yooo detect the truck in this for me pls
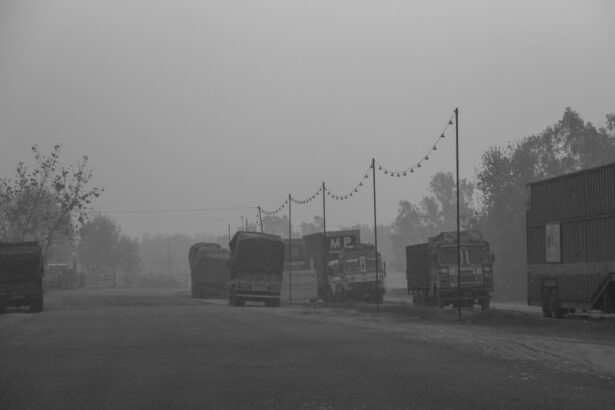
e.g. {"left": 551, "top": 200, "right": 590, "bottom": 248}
{"left": 227, "top": 231, "right": 284, "bottom": 307}
{"left": 0, "top": 241, "right": 45, "bottom": 313}
{"left": 327, "top": 243, "right": 385, "bottom": 303}
{"left": 303, "top": 230, "right": 361, "bottom": 301}
{"left": 526, "top": 161, "right": 615, "bottom": 318}
{"left": 406, "top": 231, "right": 493, "bottom": 309}
{"left": 283, "top": 238, "right": 307, "bottom": 271}
{"left": 188, "top": 242, "right": 230, "bottom": 299}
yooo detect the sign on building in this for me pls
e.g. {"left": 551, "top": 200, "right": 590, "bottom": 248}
{"left": 545, "top": 223, "right": 561, "bottom": 263}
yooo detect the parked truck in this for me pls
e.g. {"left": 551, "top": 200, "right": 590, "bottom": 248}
{"left": 188, "top": 242, "right": 230, "bottom": 299}
{"left": 303, "top": 230, "right": 361, "bottom": 301}
{"left": 327, "top": 243, "right": 385, "bottom": 303}
{"left": 227, "top": 231, "right": 284, "bottom": 307}
{"left": 406, "top": 231, "right": 493, "bottom": 309}
{"left": 0, "top": 241, "right": 45, "bottom": 313}
{"left": 527, "top": 162, "right": 615, "bottom": 318}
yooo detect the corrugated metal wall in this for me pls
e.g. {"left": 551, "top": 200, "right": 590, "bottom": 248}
{"left": 528, "top": 162, "right": 615, "bottom": 225}
{"left": 526, "top": 162, "right": 615, "bottom": 307}
{"left": 587, "top": 163, "right": 615, "bottom": 217}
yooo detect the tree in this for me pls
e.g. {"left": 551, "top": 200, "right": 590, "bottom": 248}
{"left": 389, "top": 172, "right": 478, "bottom": 270}
{"left": 300, "top": 215, "right": 324, "bottom": 235}
{"left": 77, "top": 214, "right": 141, "bottom": 273}
{"left": 0, "top": 145, "right": 102, "bottom": 259}
{"left": 475, "top": 109, "right": 615, "bottom": 300}
{"left": 77, "top": 215, "right": 121, "bottom": 268}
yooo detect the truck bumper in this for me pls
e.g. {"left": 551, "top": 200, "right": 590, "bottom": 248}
{"left": 440, "top": 288, "right": 491, "bottom": 304}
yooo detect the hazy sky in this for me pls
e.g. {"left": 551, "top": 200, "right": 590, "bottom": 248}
{"left": 1, "top": 0, "right": 614, "bottom": 238}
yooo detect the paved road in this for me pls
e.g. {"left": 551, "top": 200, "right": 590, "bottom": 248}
{"left": 0, "top": 288, "right": 613, "bottom": 409}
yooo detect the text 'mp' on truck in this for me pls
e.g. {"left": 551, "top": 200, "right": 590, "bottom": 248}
{"left": 302, "top": 229, "right": 361, "bottom": 301}
{"left": 526, "top": 161, "right": 615, "bottom": 318}
{"left": 227, "top": 231, "right": 284, "bottom": 307}
{"left": 0, "top": 241, "right": 45, "bottom": 313}
{"left": 188, "top": 242, "right": 230, "bottom": 299}
{"left": 405, "top": 231, "right": 493, "bottom": 309}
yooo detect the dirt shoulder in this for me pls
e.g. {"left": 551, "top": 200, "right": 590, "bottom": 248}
{"left": 275, "top": 300, "right": 615, "bottom": 382}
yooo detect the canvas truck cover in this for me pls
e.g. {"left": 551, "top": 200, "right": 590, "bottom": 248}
{"left": 229, "top": 232, "right": 284, "bottom": 275}
{"left": 189, "top": 243, "right": 230, "bottom": 283}
{"left": 0, "top": 241, "right": 44, "bottom": 282}
{"left": 188, "top": 243, "right": 223, "bottom": 272}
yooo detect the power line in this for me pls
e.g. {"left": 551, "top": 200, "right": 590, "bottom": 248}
{"left": 90, "top": 206, "right": 255, "bottom": 214}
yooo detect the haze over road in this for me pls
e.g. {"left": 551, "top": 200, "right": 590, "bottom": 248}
{"left": 1, "top": 288, "right": 613, "bottom": 409}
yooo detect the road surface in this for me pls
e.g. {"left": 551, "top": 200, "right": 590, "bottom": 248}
{"left": 0, "top": 288, "right": 613, "bottom": 409}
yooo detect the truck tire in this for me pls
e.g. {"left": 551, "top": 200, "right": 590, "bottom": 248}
{"left": 432, "top": 286, "right": 442, "bottom": 308}
{"left": 29, "top": 294, "right": 44, "bottom": 313}
{"left": 480, "top": 299, "right": 490, "bottom": 310}
{"left": 549, "top": 289, "right": 562, "bottom": 319}
{"left": 0, "top": 296, "right": 6, "bottom": 314}
{"left": 541, "top": 288, "right": 552, "bottom": 318}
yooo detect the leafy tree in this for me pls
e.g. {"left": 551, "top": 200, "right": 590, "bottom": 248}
{"left": 476, "top": 108, "right": 615, "bottom": 300}
{"left": 389, "top": 172, "right": 478, "bottom": 270}
{"left": 77, "top": 215, "right": 121, "bottom": 268}
{"left": 0, "top": 145, "right": 102, "bottom": 258}
{"left": 300, "top": 215, "right": 324, "bottom": 235}
{"left": 260, "top": 215, "right": 287, "bottom": 236}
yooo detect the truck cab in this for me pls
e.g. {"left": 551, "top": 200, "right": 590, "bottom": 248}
{"left": 327, "top": 244, "right": 385, "bottom": 303}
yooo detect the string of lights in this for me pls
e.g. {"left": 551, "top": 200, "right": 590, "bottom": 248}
{"left": 374, "top": 113, "right": 455, "bottom": 177}
{"left": 324, "top": 162, "right": 372, "bottom": 201}
{"left": 290, "top": 185, "right": 323, "bottom": 205}
{"left": 258, "top": 111, "right": 455, "bottom": 211}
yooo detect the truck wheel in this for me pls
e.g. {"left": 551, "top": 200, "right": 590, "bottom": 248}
{"left": 228, "top": 293, "right": 236, "bottom": 306}
{"left": 0, "top": 296, "right": 6, "bottom": 314}
{"left": 480, "top": 299, "right": 490, "bottom": 310}
{"left": 541, "top": 288, "right": 552, "bottom": 318}
{"left": 236, "top": 298, "right": 245, "bottom": 307}
{"left": 29, "top": 294, "right": 44, "bottom": 313}
{"left": 432, "top": 286, "right": 442, "bottom": 308}
{"left": 549, "top": 289, "right": 562, "bottom": 319}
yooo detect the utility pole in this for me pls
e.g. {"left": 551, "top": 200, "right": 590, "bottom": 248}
{"left": 455, "top": 107, "right": 461, "bottom": 321}
{"left": 258, "top": 206, "right": 263, "bottom": 233}
{"left": 288, "top": 193, "right": 292, "bottom": 304}
{"left": 372, "top": 158, "right": 379, "bottom": 313}
{"left": 322, "top": 181, "right": 327, "bottom": 301}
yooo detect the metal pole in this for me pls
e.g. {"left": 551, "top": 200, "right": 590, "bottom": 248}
{"left": 228, "top": 224, "right": 231, "bottom": 242}
{"left": 322, "top": 181, "right": 327, "bottom": 301}
{"left": 455, "top": 107, "right": 461, "bottom": 321}
{"left": 372, "top": 158, "right": 379, "bottom": 313}
{"left": 258, "top": 206, "right": 263, "bottom": 233}
{"left": 289, "top": 194, "right": 292, "bottom": 304}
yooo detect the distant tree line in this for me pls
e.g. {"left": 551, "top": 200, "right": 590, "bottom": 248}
{"left": 2, "top": 109, "right": 613, "bottom": 300}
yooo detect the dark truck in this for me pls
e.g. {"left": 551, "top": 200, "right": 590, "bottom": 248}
{"left": 227, "top": 231, "right": 284, "bottom": 307}
{"left": 406, "top": 231, "right": 493, "bottom": 309}
{"left": 188, "top": 242, "right": 230, "bottom": 298}
{"left": 0, "top": 241, "right": 45, "bottom": 313}
{"left": 527, "top": 161, "right": 615, "bottom": 318}
{"left": 303, "top": 229, "right": 361, "bottom": 301}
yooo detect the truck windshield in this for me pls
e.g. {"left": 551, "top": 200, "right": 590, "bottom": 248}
{"left": 438, "top": 246, "right": 490, "bottom": 265}
{"left": 466, "top": 247, "right": 490, "bottom": 264}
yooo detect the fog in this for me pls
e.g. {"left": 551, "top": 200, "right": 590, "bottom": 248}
{"left": 1, "top": 0, "right": 614, "bottom": 237}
